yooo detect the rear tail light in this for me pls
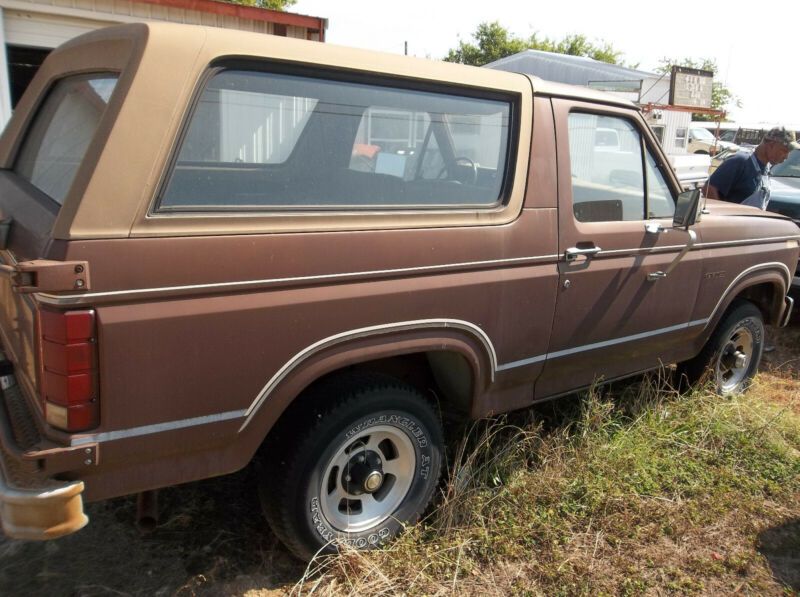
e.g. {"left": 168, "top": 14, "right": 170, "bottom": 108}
{"left": 38, "top": 309, "right": 99, "bottom": 431}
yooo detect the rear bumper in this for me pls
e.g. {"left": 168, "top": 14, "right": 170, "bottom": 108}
{"left": 0, "top": 469, "right": 87, "bottom": 540}
{"left": 0, "top": 368, "right": 88, "bottom": 540}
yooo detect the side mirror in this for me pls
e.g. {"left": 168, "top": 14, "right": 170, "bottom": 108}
{"left": 673, "top": 188, "right": 702, "bottom": 230}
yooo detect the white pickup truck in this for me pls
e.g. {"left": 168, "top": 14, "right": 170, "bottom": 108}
{"left": 668, "top": 153, "right": 712, "bottom": 190}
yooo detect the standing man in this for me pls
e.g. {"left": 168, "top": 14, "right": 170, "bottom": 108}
{"left": 705, "top": 127, "right": 798, "bottom": 353}
{"left": 705, "top": 127, "right": 799, "bottom": 208}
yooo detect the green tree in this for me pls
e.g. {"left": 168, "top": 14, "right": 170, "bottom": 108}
{"left": 656, "top": 58, "right": 740, "bottom": 121}
{"left": 227, "top": 0, "right": 297, "bottom": 10}
{"left": 444, "top": 22, "right": 624, "bottom": 66}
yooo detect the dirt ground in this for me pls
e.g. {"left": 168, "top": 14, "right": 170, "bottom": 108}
{"left": 0, "top": 464, "right": 301, "bottom": 596}
{"left": 1, "top": 308, "right": 799, "bottom": 596}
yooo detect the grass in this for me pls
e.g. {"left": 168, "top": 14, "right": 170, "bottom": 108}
{"left": 2, "top": 330, "right": 798, "bottom": 596}
{"left": 289, "top": 367, "right": 800, "bottom": 596}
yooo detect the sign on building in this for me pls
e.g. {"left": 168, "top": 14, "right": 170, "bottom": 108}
{"left": 669, "top": 66, "right": 713, "bottom": 109}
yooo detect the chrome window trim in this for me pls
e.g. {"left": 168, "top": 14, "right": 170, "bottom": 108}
{"left": 156, "top": 68, "right": 515, "bottom": 214}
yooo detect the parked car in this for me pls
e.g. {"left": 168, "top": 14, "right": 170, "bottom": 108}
{"left": 688, "top": 125, "right": 738, "bottom": 155}
{"left": 668, "top": 153, "right": 711, "bottom": 189}
{"left": 692, "top": 122, "right": 800, "bottom": 149}
{"left": 767, "top": 148, "right": 800, "bottom": 288}
{"left": 0, "top": 24, "right": 797, "bottom": 560}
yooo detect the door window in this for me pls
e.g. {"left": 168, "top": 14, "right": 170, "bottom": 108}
{"left": 644, "top": 150, "right": 675, "bottom": 218}
{"left": 567, "top": 113, "right": 675, "bottom": 222}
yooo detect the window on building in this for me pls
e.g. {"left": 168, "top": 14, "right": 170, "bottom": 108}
{"left": 650, "top": 124, "right": 665, "bottom": 146}
{"left": 7, "top": 45, "right": 51, "bottom": 108}
{"left": 675, "top": 127, "right": 688, "bottom": 149}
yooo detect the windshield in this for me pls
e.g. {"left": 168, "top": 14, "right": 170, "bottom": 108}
{"left": 690, "top": 127, "right": 716, "bottom": 140}
{"left": 770, "top": 148, "right": 800, "bottom": 178}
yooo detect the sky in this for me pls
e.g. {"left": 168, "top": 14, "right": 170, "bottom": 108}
{"left": 293, "top": 0, "right": 798, "bottom": 126}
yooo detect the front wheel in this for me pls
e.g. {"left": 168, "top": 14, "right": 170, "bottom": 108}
{"left": 259, "top": 375, "right": 443, "bottom": 560}
{"left": 678, "top": 301, "right": 764, "bottom": 395}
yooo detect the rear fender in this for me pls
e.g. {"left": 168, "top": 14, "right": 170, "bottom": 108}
{"left": 238, "top": 320, "right": 495, "bottom": 453}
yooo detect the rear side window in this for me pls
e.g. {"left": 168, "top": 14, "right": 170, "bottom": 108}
{"left": 14, "top": 74, "right": 118, "bottom": 205}
{"left": 159, "top": 69, "right": 512, "bottom": 211}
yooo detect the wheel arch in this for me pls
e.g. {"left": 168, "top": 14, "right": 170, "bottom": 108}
{"left": 703, "top": 262, "right": 790, "bottom": 333}
{"left": 241, "top": 319, "right": 496, "bottom": 447}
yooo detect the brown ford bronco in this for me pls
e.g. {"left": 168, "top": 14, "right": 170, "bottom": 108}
{"left": 0, "top": 23, "right": 796, "bottom": 560}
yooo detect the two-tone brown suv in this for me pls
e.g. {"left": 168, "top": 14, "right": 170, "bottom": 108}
{"left": 0, "top": 23, "right": 796, "bottom": 560}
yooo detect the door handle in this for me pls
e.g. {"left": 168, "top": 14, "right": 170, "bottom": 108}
{"left": 565, "top": 246, "right": 602, "bottom": 262}
{"left": 646, "top": 229, "right": 697, "bottom": 282}
{"left": 645, "top": 222, "right": 669, "bottom": 234}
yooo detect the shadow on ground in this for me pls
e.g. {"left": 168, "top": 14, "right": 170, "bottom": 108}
{"left": 0, "top": 465, "right": 304, "bottom": 596}
{"left": 757, "top": 518, "right": 800, "bottom": 591}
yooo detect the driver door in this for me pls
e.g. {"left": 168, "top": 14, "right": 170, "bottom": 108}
{"left": 536, "top": 102, "right": 703, "bottom": 398}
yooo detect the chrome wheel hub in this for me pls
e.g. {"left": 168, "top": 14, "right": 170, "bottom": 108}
{"left": 715, "top": 326, "right": 754, "bottom": 393}
{"left": 342, "top": 449, "right": 384, "bottom": 495}
{"left": 319, "top": 425, "right": 415, "bottom": 533}
{"left": 363, "top": 471, "right": 384, "bottom": 493}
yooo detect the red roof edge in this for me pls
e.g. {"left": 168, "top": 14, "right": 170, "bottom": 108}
{"left": 133, "top": 0, "right": 327, "bottom": 36}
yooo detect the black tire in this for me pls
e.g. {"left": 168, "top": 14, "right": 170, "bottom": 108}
{"left": 677, "top": 301, "right": 764, "bottom": 395}
{"left": 258, "top": 374, "right": 443, "bottom": 560}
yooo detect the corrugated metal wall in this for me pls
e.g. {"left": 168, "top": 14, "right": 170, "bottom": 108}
{"left": 3, "top": 0, "right": 315, "bottom": 49}
{"left": 646, "top": 110, "right": 691, "bottom": 154}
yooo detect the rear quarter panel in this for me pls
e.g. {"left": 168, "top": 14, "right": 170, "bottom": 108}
{"left": 21, "top": 24, "right": 564, "bottom": 500}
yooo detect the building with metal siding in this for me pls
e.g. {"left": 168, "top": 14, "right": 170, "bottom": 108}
{"left": 485, "top": 50, "right": 693, "bottom": 156}
{"left": 0, "top": 0, "right": 327, "bottom": 128}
